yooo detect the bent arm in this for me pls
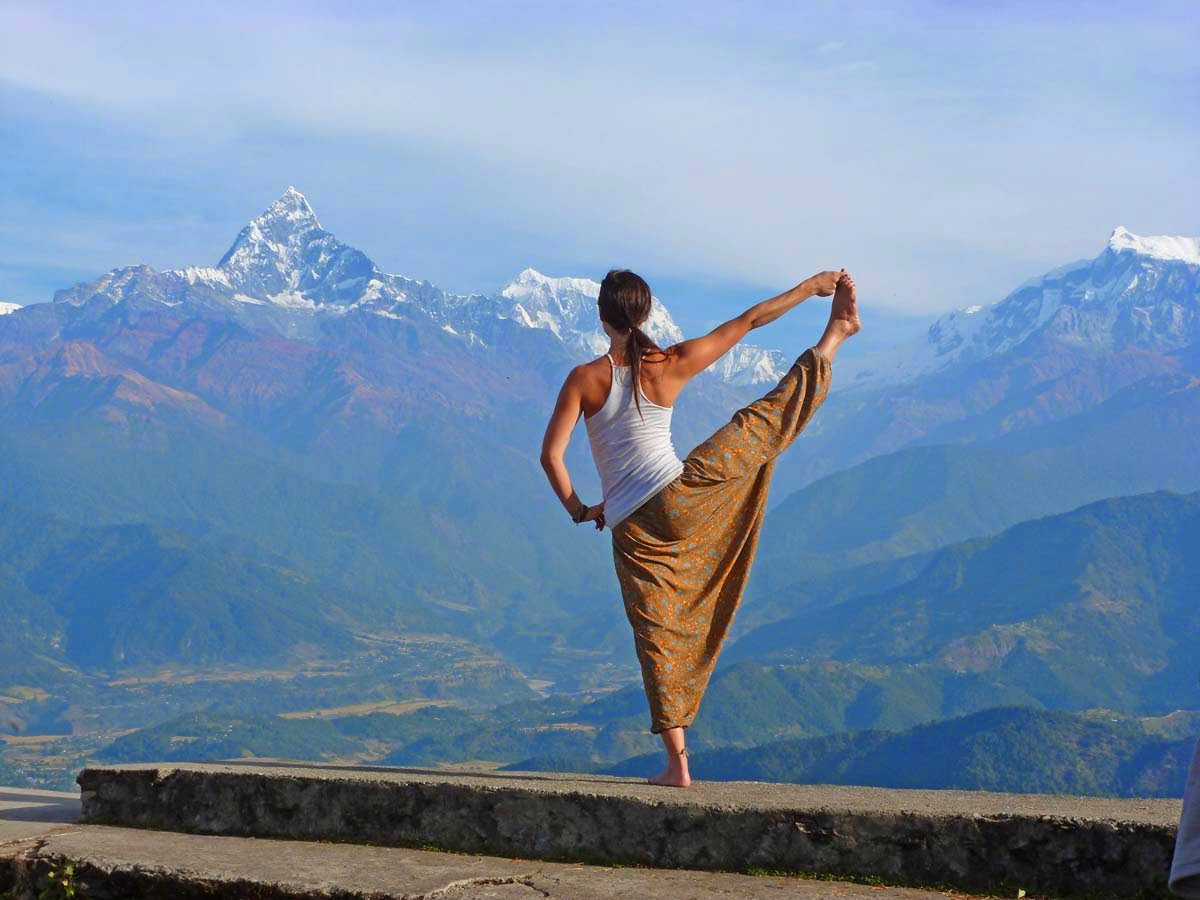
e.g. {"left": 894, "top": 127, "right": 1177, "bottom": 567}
{"left": 670, "top": 275, "right": 827, "bottom": 379}
{"left": 539, "top": 368, "right": 595, "bottom": 523}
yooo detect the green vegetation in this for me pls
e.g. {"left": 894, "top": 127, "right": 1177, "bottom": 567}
{"left": 592, "top": 706, "right": 1196, "bottom": 798}
{"left": 0, "top": 756, "right": 23, "bottom": 786}
{"left": 85, "top": 697, "right": 1197, "bottom": 800}
{"left": 731, "top": 490, "right": 1200, "bottom": 716}
{"left": 0, "top": 498, "right": 357, "bottom": 671}
{"left": 8, "top": 489, "right": 1198, "bottom": 798}
{"left": 744, "top": 374, "right": 1200, "bottom": 628}
{"left": 98, "top": 711, "right": 361, "bottom": 763}
{"left": 93, "top": 697, "right": 657, "bottom": 774}
{"left": 66, "top": 490, "right": 1198, "bottom": 799}
{"left": 37, "top": 863, "right": 79, "bottom": 900}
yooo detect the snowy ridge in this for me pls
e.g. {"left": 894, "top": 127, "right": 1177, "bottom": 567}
{"left": 840, "top": 226, "right": 1200, "bottom": 390}
{"left": 171, "top": 266, "right": 232, "bottom": 289}
{"left": 49, "top": 187, "right": 787, "bottom": 385}
{"left": 0, "top": 301, "right": 21, "bottom": 316}
{"left": 48, "top": 191, "right": 1196, "bottom": 390}
{"left": 706, "top": 344, "right": 789, "bottom": 386}
{"left": 1108, "top": 226, "right": 1200, "bottom": 266}
{"left": 497, "top": 267, "right": 683, "bottom": 352}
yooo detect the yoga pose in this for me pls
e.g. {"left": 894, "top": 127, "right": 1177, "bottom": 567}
{"left": 540, "top": 268, "right": 860, "bottom": 787}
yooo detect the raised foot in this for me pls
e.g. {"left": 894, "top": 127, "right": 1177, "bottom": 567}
{"left": 830, "top": 270, "right": 861, "bottom": 338}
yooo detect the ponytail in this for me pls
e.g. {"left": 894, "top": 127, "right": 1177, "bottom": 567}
{"left": 626, "top": 322, "right": 667, "bottom": 420}
{"left": 598, "top": 269, "right": 672, "bottom": 421}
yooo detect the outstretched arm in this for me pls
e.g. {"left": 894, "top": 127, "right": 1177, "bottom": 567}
{"left": 670, "top": 270, "right": 844, "bottom": 379}
{"left": 540, "top": 368, "right": 606, "bottom": 530}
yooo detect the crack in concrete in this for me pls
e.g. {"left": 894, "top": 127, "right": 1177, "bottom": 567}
{"left": 419, "top": 873, "right": 552, "bottom": 898}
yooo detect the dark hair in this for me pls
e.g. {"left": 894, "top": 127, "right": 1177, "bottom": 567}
{"left": 597, "top": 268, "right": 671, "bottom": 419}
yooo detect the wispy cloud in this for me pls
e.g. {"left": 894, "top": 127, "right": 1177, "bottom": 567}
{"left": 1, "top": 0, "right": 1197, "bottom": 319}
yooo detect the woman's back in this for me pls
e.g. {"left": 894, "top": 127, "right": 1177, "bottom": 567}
{"left": 584, "top": 353, "right": 685, "bottom": 529}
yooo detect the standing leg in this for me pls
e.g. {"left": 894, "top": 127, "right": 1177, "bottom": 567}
{"left": 612, "top": 276, "right": 860, "bottom": 787}
{"left": 652, "top": 728, "right": 690, "bottom": 787}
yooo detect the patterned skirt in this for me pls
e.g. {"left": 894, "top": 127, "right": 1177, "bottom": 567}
{"left": 610, "top": 346, "right": 832, "bottom": 734}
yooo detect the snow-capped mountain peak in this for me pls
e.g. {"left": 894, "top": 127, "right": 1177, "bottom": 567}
{"left": 496, "top": 267, "right": 682, "bottom": 353}
{"left": 212, "top": 187, "right": 381, "bottom": 306}
{"left": 0, "top": 301, "right": 21, "bottom": 316}
{"left": 841, "top": 226, "right": 1200, "bottom": 390}
{"left": 507, "top": 267, "right": 559, "bottom": 287}
{"left": 275, "top": 186, "right": 320, "bottom": 224}
{"left": 1107, "top": 226, "right": 1200, "bottom": 265}
{"left": 500, "top": 268, "right": 608, "bottom": 329}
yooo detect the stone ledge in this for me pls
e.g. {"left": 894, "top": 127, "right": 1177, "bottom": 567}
{"left": 5, "top": 823, "right": 965, "bottom": 899}
{"left": 77, "top": 761, "right": 1183, "bottom": 899}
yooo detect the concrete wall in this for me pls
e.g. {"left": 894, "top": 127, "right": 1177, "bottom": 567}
{"left": 78, "top": 762, "right": 1182, "bottom": 898}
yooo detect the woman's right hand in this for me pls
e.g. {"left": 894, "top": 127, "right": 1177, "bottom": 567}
{"left": 581, "top": 501, "right": 606, "bottom": 530}
{"left": 809, "top": 269, "right": 845, "bottom": 297}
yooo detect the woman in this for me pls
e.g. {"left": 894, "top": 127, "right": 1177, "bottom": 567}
{"left": 540, "top": 267, "right": 860, "bottom": 787}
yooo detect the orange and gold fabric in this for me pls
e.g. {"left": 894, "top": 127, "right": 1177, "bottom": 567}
{"left": 610, "top": 346, "right": 832, "bottom": 733}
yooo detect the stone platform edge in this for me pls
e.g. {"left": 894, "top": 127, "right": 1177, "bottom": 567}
{"left": 77, "top": 761, "right": 1183, "bottom": 899}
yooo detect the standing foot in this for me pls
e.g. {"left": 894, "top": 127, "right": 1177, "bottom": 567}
{"left": 647, "top": 746, "right": 692, "bottom": 787}
{"left": 647, "top": 768, "right": 692, "bottom": 787}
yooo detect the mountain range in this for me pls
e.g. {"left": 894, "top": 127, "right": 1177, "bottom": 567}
{"left": 841, "top": 225, "right": 1200, "bottom": 389}
{"left": 1, "top": 187, "right": 1197, "bottom": 794}
{"left": 730, "top": 490, "right": 1200, "bottom": 716}
{"left": 772, "top": 223, "right": 1200, "bottom": 492}
{"left": 41, "top": 187, "right": 784, "bottom": 385}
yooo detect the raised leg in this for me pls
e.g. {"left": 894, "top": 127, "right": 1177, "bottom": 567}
{"left": 678, "top": 270, "right": 857, "bottom": 489}
{"left": 679, "top": 346, "right": 832, "bottom": 489}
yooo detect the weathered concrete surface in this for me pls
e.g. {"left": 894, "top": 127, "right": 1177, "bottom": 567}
{"left": 0, "top": 787, "right": 79, "bottom": 844}
{"left": 8, "top": 823, "right": 967, "bottom": 899}
{"left": 78, "top": 761, "right": 1182, "bottom": 898}
{"left": 0, "top": 788, "right": 81, "bottom": 898}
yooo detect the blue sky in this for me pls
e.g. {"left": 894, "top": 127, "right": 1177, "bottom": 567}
{"left": 1, "top": 0, "right": 1197, "bottom": 340}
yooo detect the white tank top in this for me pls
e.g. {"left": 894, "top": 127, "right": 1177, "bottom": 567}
{"left": 584, "top": 353, "right": 686, "bottom": 529}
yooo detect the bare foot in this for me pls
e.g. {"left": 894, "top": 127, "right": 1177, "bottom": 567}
{"left": 830, "top": 269, "right": 861, "bottom": 338}
{"left": 647, "top": 766, "right": 692, "bottom": 787}
{"left": 647, "top": 749, "right": 692, "bottom": 787}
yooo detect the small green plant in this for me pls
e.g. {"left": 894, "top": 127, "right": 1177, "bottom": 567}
{"left": 39, "top": 863, "right": 80, "bottom": 900}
